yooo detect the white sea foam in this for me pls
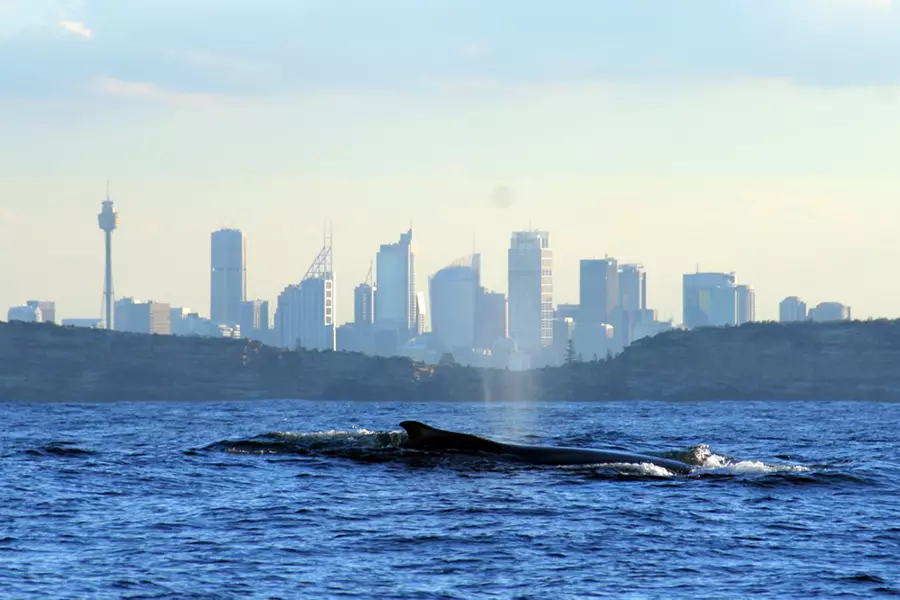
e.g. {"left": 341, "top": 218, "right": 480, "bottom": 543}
{"left": 684, "top": 443, "right": 810, "bottom": 474}
{"left": 703, "top": 460, "right": 810, "bottom": 475}
{"left": 560, "top": 462, "right": 676, "bottom": 477}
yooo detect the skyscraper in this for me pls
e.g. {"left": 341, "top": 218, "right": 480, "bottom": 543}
{"left": 618, "top": 264, "right": 647, "bottom": 312}
{"left": 375, "top": 229, "right": 416, "bottom": 331}
{"left": 98, "top": 191, "right": 118, "bottom": 330}
{"left": 475, "top": 288, "right": 507, "bottom": 350}
{"left": 779, "top": 296, "right": 808, "bottom": 322}
{"left": 736, "top": 284, "right": 756, "bottom": 325}
{"left": 683, "top": 272, "right": 737, "bottom": 328}
{"left": 114, "top": 297, "right": 171, "bottom": 334}
{"left": 354, "top": 284, "right": 374, "bottom": 325}
{"left": 210, "top": 229, "right": 246, "bottom": 326}
{"left": 616, "top": 264, "right": 648, "bottom": 348}
{"left": 239, "top": 299, "right": 270, "bottom": 341}
{"left": 580, "top": 258, "right": 619, "bottom": 326}
{"left": 276, "top": 279, "right": 335, "bottom": 350}
{"left": 274, "top": 236, "right": 335, "bottom": 351}
{"left": 508, "top": 230, "right": 552, "bottom": 352}
{"left": 429, "top": 256, "right": 480, "bottom": 352}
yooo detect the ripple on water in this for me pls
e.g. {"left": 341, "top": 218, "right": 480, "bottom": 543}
{"left": 1, "top": 399, "right": 898, "bottom": 600}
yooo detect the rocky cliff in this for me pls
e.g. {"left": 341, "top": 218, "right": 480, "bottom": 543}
{"left": 2, "top": 319, "right": 899, "bottom": 402}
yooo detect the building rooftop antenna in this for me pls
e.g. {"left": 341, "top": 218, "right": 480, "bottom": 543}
{"left": 302, "top": 221, "right": 333, "bottom": 280}
{"left": 364, "top": 260, "right": 373, "bottom": 287}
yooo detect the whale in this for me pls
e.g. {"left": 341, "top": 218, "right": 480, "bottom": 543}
{"left": 399, "top": 421, "right": 694, "bottom": 474}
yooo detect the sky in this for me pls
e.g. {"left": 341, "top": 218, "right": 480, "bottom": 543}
{"left": 2, "top": 0, "right": 900, "bottom": 325}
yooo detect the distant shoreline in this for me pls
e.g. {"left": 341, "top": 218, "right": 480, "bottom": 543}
{"left": 3, "top": 319, "right": 900, "bottom": 403}
{"left": 2, "top": 396, "right": 896, "bottom": 404}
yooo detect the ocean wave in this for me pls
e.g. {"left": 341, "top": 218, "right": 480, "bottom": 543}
{"left": 24, "top": 442, "right": 95, "bottom": 458}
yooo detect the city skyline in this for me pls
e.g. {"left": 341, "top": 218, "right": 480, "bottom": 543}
{"left": 3, "top": 2, "right": 900, "bottom": 324}
{"left": 0, "top": 198, "right": 870, "bottom": 328}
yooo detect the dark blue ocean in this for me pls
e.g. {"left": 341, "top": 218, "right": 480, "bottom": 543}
{"left": 1, "top": 400, "right": 899, "bottom": 599}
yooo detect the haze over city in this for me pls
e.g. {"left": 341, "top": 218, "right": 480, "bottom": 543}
{"left": 4, "top": 0, "right": 900, "bottom": 325}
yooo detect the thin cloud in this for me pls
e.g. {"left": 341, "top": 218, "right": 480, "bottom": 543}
{"left": 1, "top": 1, "right": 899, "bottom": 99}
{"left": 61, "top": 21, "right": 91, "bottom": 40}
{"left": 94, "top": 77, "right": 211, "bottom": 105}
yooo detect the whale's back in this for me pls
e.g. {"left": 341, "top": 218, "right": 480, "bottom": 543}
{"left": 400, "top": 420, "right": 506, "bottom": 454}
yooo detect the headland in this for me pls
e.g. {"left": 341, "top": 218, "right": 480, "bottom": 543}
{"left": 2, "top": 319, "right": 899, "bottom": 402}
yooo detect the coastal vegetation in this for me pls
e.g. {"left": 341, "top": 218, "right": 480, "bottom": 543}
{"left": 2, "top": 319, "right": 899, "bottom": 402}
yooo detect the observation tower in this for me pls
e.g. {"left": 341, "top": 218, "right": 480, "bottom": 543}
{"left": 98, "top": 186, "right": 119, "bottom": 330}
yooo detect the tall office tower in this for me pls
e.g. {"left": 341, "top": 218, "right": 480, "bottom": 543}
{"left": 809, "top": 302, "right": 851, "bottom": 323}
{"left": 114, "top": 297, "right": 171, "bottom": 334}
{"left": 375, "top": 229, "right": 416, "bottom": 331}
{"left": 508, "top": 230, "right": 553, "bottom": 352}
{"left": 274, "top": 236, "right": 335, "bottom": 351}
{"left": 683, "top": 272, "right": 739, "bottom": 329}
{"left": 239, "top": 299, "right": 270, "bottom": 341}
{"left": 353, "top": 261, "right": 375, "bottom": 326}
{"left": 354, "top": 284, "right": 374, "bottom": 325}
{"left": 414, "top": 292, "right": 426, "bottom": 335}
{"left": 736, "top": 284, "right": 756, "bottom": 325}
{"left": 429, "top": 256, "right": 481, "bottom": 352}
{"left": 97, "top": 190, "right": 119, "bottom": 330}
{"left": 580, "top": 258, "right": 620, "bottom": 326}
{"left": 26, "top": 301, "right": 56, "bottom": 324}
{"left": 475, "top": 288, "right": 507, "bottom": 350}
{"left": 210, "top": 229, "right": 246, "bottom": 326}
{"left": 779, "top": 296, "right": 808, "bottom": 322}
{"left": 618, "top": 264, "right": 646, "bottom": 312}
{"left": 614, "top": 264, "right": 647, "bottom": 348}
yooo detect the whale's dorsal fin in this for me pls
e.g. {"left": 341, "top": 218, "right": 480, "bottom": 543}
{"left": 400, "top": 420, "right": 503, "bottom": 453}
{"left": 400, "top": 420, "right": 440, "bottom": 447}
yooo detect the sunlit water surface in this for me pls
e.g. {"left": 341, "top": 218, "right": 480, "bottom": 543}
{"left": 1, "top": 400, "right": 899, "bottom": 599}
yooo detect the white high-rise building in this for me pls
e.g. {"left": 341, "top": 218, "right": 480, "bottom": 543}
{"left": 276, "top": 279, "right": 335, "bottom": 350}
{"left": 779, "top": 296, "right": 808, "bottom": 322}
{"left": 114, "top": 297, "right": 171, "bottom": 334}
{"left": 809, "top": 302, "right": 851, "bottom": 323}
{"left": 210, "top": 229, "right": 246, "bottom": 326}
{"left": 275, "top": 238, "right": 335, "bottom": 351}
{"left": 508, "top": 230, "right": 553, "bottom": 352}
{"left": 375, "top": 229, "right": 416, "bottom": 331}
{"left": 683, "top": 272, "right": 738, "bottom": 328}
{"left": 429, "top": 255, "right": 480, "bottom": 352}
{"left": 736, "top": 284, "right": 756, "bottom": 325}
{"left": 580, "top": 258, "right": 619, "bottom": 326}
{"left": 618, "top": 264, "right": 647, "bottom": 312}
{"left": 26, "top": 301, "right": 56, "bottom": 324}
{"left": 7, "top": 305, "right": 42, "bottom": 323}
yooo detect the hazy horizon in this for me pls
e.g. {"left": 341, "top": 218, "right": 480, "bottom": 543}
{"left": 3, "top": 1, "right": 900, "bottom": 325}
